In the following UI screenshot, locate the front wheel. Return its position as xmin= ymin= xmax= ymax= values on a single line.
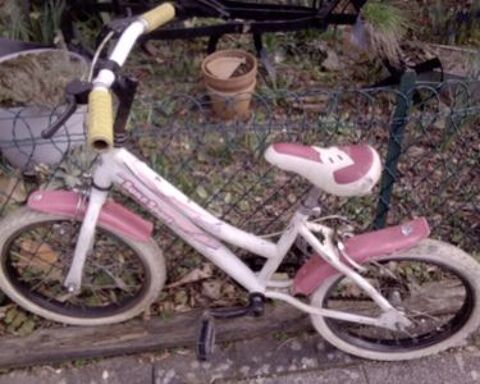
xmin=310 ymin=239 xmax=480 ymax=361
xmin=0 ymin=208 xmax=166 ymax=326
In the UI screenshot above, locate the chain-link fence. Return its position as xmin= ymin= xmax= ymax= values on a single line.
xmin=1 ymin=77 xmax=479 ymax=266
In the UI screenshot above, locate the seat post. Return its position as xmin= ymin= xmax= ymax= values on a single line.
xmin=302 ymin=187 xmax=322 ymax=212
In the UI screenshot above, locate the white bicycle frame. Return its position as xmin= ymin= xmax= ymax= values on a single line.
xmin=63 ymin=148 xmax=410 ymax=330
xmin=62 ymin=13 xmax=411 ymax=331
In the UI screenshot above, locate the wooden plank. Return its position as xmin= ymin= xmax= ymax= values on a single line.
xmin=0 ymin=280 xmax=465 ymax=369
xmin=0 ymin=304 xmax=310 ymax=369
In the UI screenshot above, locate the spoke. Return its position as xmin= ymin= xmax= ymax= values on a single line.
xmin=407 ymin=309 xmax=444 ymax=321
xmin=4 ymin=219 xmax=146 ymax=314
xmin=323 ymin=258 xmax=470 ymax=348
xmin=25 ymin=226 xmax=66 ymax=293
xmin=90 ymin=262 xmax=131 ymax=291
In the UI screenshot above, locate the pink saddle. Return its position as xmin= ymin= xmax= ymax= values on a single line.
xmin=264 ymin=143 xmax=382 ymax=197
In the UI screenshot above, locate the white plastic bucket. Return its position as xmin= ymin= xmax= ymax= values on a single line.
xmin=0 ymin=49 xmax=88 ymax=170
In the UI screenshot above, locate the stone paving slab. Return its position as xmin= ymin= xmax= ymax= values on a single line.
xmin=154 ymin=343 xmax=238 ymax=384
xmin=219 ymin=367 xmax=367 ymax=384
xmin=363 ymin=350 xmax=480 ymax=384
xmin=0 ymin=355 xmax=154 ymax=384
xmin=153 ymin=331 xmax=327 ymax=383
xmin=1 ymin=332 xmax=480 ymax=384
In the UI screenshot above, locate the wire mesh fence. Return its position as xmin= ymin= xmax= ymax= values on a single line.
xmin=0 ymin=77 xmax=479 ymax=267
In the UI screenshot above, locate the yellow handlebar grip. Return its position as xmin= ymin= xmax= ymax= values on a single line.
xmin=141 ymin=2 xmax=175 ymax=33
xmin=87 ymin=88 xmax=114 ymax=153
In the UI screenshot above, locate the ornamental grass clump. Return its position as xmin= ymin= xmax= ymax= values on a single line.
xmin=0 ymin=0 xmax=66 ymax=44
xmin=0 ymin=50 xmax=88 ymax=108
xmin=361 ymin=1 xmax=410 ymax=65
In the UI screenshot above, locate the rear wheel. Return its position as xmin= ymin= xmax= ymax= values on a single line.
xmin=0 ymin=208 xmax=166 ymax=325
xmin=310 ymin=239 xmax=480 ymax=360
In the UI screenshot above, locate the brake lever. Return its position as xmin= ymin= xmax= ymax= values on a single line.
xmin=41 ymin=79 xmax=91 ymax=139
xmin=41 ymin=95 xmax=77 ymax=139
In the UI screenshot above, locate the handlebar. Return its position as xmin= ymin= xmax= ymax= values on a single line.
xmin=87 ymin=89 xmax=114 ymax=151
xmin=140 ymin=3 xmax=176 ymax=33
xmin=87 ymin=2 xmax=176 ymax=152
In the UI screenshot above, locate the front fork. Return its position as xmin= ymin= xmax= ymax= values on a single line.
xmin=63 ymin=155 xmax=113 ymax=292
xmin=63 ymin=187 xmax=108 ymax=292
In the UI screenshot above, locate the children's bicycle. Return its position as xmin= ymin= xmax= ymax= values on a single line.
xmin=0 ymin=3 xmax=479 ymax=362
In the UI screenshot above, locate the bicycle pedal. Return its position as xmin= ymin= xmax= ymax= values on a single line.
xmin=196 ymin=313 xmax=216 ymax=362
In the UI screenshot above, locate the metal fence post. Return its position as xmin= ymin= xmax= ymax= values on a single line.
xmin=373 ymin=70 xmax=417 ymax=229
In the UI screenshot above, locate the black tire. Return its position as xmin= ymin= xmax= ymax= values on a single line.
xmin=0 ymin=208 xmax=166 ymax=325
xmin=310 ymin=239 xmax=480 ymax=360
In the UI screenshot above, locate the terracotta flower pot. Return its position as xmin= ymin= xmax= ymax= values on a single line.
xmin=201 ymin=49 xmax=257 ymax=120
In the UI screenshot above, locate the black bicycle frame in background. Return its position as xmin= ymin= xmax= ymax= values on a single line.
xmin=142 ymin=0 xmax=366 ymax=54
xmin=61 ymin=0 xmax=445 ymax=87
xmin=71 ymin=0 xmax=368 ymax=143
xmin=76 ymin=0 xmax=446 ymax=149
xmin=62 ymin=0 xmax=366 ymax=54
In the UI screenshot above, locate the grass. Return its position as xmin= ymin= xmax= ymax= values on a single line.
xmin=0 ymin=0 xmax=66 ymax=44
xmin=360 ymin=1 xmax=410 ymax=64
xmin=362 ymin=2 xmax=409 ymax=36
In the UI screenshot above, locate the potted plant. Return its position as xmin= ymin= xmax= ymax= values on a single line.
xmin=0 ymin=48 xmax=88 ymax=170
xmin=201 ymin=49 xmax=258 ymax=120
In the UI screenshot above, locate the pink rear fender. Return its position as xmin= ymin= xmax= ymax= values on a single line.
xmin=292 ymin=218 xmax=431 ymax=296
xmin=27 ymin=190 xmax=154 ymax=242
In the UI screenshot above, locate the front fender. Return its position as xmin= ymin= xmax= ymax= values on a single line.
xmin=28 ymin=190 xmax=153 ymax=242
xmin=293 ymin=218 xmax=431 ymax=296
